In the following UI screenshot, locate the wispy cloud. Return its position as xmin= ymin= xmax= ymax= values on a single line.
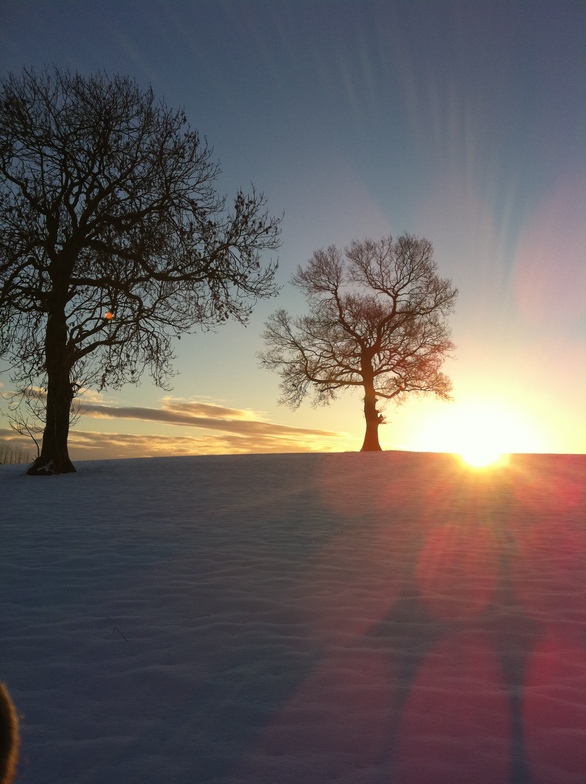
xmin=1 ymin=395 xmax=350 ymax=462
xmin=69 ymin=396 xmax=349 ymax=459
xmin=81 ymin=397 xmax=334 ymax=435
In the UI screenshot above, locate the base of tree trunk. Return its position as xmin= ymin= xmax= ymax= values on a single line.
xmin=27 ymin=456 xmax=76 ymax=475
xmin=360 ymin=443 xmax=383 ymax=452
xmin=360 ymin=428 xmax=383 ymax=450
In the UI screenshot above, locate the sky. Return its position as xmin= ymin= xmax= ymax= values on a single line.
xmin=0 ymin=0 xmax=584 ymax=459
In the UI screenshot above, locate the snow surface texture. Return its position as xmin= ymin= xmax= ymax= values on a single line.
xmin=1 ymin=451 xmax=585 ymax=784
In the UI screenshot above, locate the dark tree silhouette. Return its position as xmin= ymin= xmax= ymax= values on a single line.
xmin=260 ymin=235 xmax=457 ymax=451
xmin=0 ymin=67 xmax=281 ymax=474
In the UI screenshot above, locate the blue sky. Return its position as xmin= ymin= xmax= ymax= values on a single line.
xmin=1 ymin=0 xmax=584 ymax=458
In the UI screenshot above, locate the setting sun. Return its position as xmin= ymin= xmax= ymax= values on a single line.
xmin=455 ymin=406 xmax=511 ymax=467
xmin=459 ymin=446 xmax=508 ymax=469
xmin=408 ymin=399 xmax=545 ymax=462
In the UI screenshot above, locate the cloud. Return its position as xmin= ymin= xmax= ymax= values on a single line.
xmin=160 ymin=398 xmax=258 ymax=420
xmin=1 ymin=395 xmax=351 ymax=462
xmin=79 ymin=397 xmax=340 ymax=439
xmin=69 ymin=396 xmax=349 ymax=459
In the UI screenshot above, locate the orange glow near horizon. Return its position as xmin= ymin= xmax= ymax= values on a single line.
xmin=459 ymin=448 xmax=509 ymax=470
xmin=409 ymin=399 xmax=545 ymax=463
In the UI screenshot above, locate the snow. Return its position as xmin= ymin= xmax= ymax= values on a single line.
xmin=1 ymin=451 xmax=585 ymax=783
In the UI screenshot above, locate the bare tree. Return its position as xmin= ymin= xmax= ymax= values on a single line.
xmin=260 ymin=235 xmax=457 ymax=451
xmin=2 ymin=384 xmax=86 ymax=460
xmin=0 ymin=67 xmax=281 ymax=474
xmin=0 ymin=440 xmax=32 ymax=465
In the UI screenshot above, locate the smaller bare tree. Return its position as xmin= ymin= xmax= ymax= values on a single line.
xmin=0 ymin=435 xmax=31 ymax=464
xmin=260 ymin=235 xmax=458 ymax=451
xmin=3 ymin=386 xmax=45 ymax=459
xmin=3 ymin=384 xmax=85 ymax=460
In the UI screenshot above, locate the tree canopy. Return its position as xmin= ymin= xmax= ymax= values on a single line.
xmin=0 ymin=67 xmax=281 ymax=473
xmin=260 ymin=235 xmax=457 ymax=451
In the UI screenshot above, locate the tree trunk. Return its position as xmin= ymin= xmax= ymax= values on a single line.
xmin=27 ymin=307 xmax=76 ymax=475
xmin=360 ymin=375 xmax=383 ymax=452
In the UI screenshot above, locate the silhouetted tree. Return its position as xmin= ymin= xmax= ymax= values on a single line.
xmin=260 ymin=235 xmax=457 ymax=451
xmin=0 ymin=67 xmax=281 ymax=474
xmin=0 ymin=441 xmax=31 ymax=465
xmin=6 ymin=392 xmax=43 ymax=460
xmin=2 ymin=383 xmax=85 ymax=460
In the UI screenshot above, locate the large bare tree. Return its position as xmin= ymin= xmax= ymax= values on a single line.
xmin=0 ymin=67 xmax=281 ymax=474
xmin=260 ymin=235 xmax=457 ymax=451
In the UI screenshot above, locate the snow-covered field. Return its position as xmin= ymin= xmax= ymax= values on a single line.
xmin=1 ymin=451 xmax=585 ymax=784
